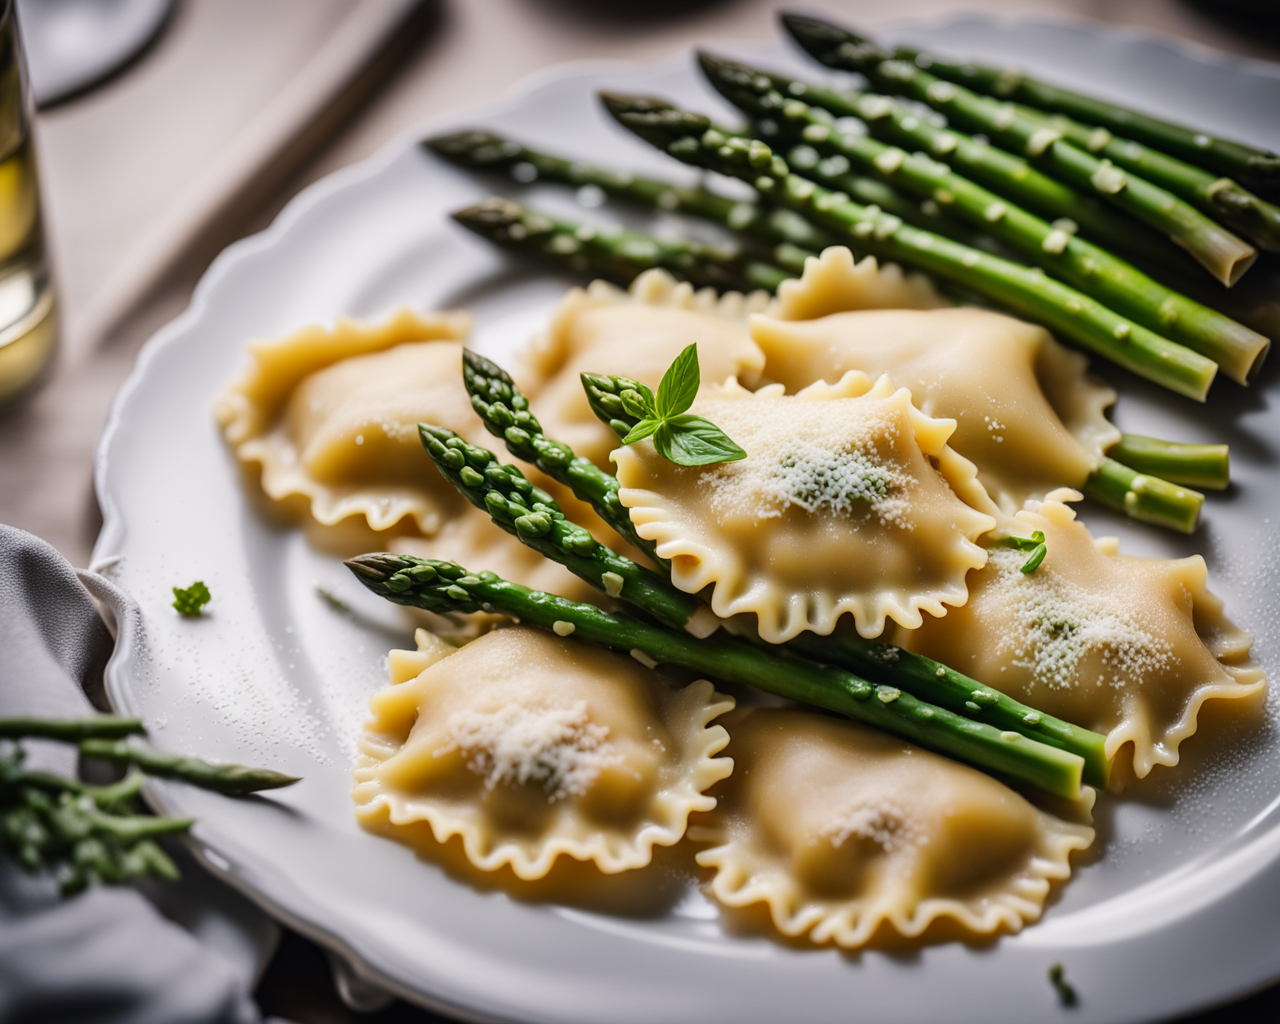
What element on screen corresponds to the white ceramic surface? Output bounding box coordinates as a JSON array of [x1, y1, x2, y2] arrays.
[[92, 19, 1280, 1024]]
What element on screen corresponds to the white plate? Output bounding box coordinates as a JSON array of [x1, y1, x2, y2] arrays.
[[92, 18, 1280, 1024]]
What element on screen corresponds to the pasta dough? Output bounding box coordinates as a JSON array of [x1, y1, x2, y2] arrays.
[[695, 708, 1094, 947], [755, 252, 1119, 514], [613, 373, 997, 642], [767, 245, 948, 321], [896, 492, 1267, 777], [214, 307, 479, 536], [526, 269, 768, 469], [353, 626, 734, 878]]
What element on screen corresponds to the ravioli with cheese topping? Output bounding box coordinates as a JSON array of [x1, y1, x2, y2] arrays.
[[896, 492, 1266, 777], [613, 373, 997, 642], [755, 249, 1120, 514], [353, 626, 734, 878], [695, 708, 1094, 947]]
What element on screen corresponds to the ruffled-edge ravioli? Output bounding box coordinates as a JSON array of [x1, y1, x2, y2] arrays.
[[614, 373, 998, 642], [896, 491, 1267, 777], [767, 245, 948, 321], [525, 268, 769, 469], [214, 307, 479, 536], [695, 708, 1094, 947], [757, 248, 1119, 515], [353, 626, 735, 879]]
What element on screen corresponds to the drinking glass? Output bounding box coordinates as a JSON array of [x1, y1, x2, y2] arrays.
[[0, 0, 54, 408]]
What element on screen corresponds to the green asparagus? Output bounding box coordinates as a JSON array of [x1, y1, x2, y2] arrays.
[[462, 348, 660, 561], [453, 196, 793, 293], [1109, 434, 1229, 491], [1011, 105, 1280, 254], [79, 739, 301, 797], [416, 416, 1109, 785], [700, 55, 1270, 385], [602, 93, 1218, 401], [0, 716, 145, 741], [346, 553, 1088, 798], [428, 129, 839, 256], [778, 12, 1280, 194], [780, 15, 1258, 287]]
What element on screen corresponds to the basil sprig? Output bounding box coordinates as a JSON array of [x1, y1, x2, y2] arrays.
[[618, 344, 746, 467]]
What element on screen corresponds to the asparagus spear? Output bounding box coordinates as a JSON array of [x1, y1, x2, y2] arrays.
[[346, 553, 1087, 798], [430, 128, 983, 255], [79, 739, 301, 797], [776, 13, 1280, 193], [0, 716, 145, 741], [1109, 435, 1229, 491], [602, 93, 1218, 401], [463, 348, 661, 561], [780, 15, 1258, 287], [417, 418, 1109, 783], [1011, 105, 1280, 254], [701, 55, 1270, 385], [428, 129, 840, 254], [453, 196, 793, 293]]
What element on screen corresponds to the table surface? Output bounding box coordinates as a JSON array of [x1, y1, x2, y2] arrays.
[[2, 1, 1277, 1021]]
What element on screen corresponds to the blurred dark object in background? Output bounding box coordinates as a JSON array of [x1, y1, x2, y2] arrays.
[[1182, 0, 1280, 41], [529, 0, 739, 26]]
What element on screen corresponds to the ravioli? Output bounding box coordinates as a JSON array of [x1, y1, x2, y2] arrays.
[[695, 708, 1094, 947], [526, 268, 768, 469], [896, 492, 1267, 777], [613, 373, 997, 642], [767, 244, 947, 321], [214, 307, 481, 537], [353, 626, 734, 879], [755, 251, 1119, 514]]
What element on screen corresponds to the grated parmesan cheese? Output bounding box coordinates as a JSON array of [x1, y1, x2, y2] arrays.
[[822, 801, 920, 853], [987, 548, 1173, 691], [437, 700, 617, 802]]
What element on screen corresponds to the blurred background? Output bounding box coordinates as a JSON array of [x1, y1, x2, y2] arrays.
[[0, 1, 1276, 1020]]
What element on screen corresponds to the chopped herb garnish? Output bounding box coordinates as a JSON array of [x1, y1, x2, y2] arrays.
[[995, 530, 1048, 574], [172, 581, 211, 617], [1048, 962, 1077, 1006], [613, 343, 747, 467]]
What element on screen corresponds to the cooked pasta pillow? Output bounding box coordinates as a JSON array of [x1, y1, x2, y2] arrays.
[[613, 373, 997, 642], [525, 268, 768, 469], [214, 307, 481, 537], [767, 245, 947, 320], [896, 492, 1267, 777], [751, 307, 1120, 515], [353, 626, 734, 879], [695, 708, 1094, 947]]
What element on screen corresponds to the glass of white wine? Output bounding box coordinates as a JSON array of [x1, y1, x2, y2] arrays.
[[0, 0, 54, 409]]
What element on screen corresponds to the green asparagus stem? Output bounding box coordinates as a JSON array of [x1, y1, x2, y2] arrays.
[[462, 348, 660, 561], [418, 423, 698, 623], [781, 15, 1258, 287], [787, 13, 1280, 193], [1081, 457, 1204, 533], [428, 129, 839, 258], [701, 55, 1270, 385], [79, 740, 301, 797], [603, 93, 1219, 401], [346, 554, 1087, 799], [1011, 106, 1280, 254], [453, 196, 792, 293], [0, 716, 145, 741], [417, 418, 1109, 784], [1108, 435, 1229, 491]]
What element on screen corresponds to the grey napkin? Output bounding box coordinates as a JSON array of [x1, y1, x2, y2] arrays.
[[0, 524, 270, 1024]]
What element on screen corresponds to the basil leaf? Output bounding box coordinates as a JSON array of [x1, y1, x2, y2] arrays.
[[622, 418, 662, 444], [655, 343, 701, 418], [653, 414, 747, 466]]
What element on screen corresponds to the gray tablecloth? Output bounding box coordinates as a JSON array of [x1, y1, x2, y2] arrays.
[[0, 523, 278, 1024]]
